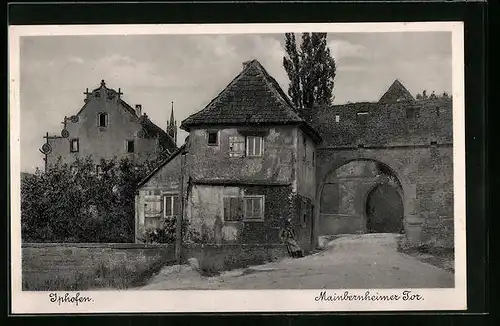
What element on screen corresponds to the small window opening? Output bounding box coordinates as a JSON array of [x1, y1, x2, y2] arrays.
[[208, 131, 218, 146], [126, 140, 135, 153], [98, 113, 108, 127]]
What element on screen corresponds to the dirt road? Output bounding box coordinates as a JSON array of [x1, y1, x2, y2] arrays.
[[140, 233, 454, 290]]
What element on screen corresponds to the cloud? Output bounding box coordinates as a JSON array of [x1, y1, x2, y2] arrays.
[[328, 39, 367, 59], [68, 56, 84, 64]]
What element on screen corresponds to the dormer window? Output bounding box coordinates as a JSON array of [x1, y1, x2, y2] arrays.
[[98, 113, 108, 127]]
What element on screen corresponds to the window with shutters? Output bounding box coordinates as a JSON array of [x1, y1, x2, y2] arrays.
[[229, 136, 245, 157], [144, 191, 162, 215], [246, 136, 263, 157], [243, 196, 264, 221], [164, 195, 180, 218], [223, 197, 242, 221]]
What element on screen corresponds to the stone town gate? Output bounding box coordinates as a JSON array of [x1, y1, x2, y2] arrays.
[[310, 98, 454, 249], [314, 144, 454, 248]]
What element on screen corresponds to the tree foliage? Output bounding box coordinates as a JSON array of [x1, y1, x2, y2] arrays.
[[21, 152, 171, 243], [283, 33, 337, 121]]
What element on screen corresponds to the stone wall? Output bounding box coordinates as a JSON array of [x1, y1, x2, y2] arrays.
[[315, 145, 454, 248], [22, 243, 176, 288], [182, 244, 288, 272], [22, 242, 289, 290]]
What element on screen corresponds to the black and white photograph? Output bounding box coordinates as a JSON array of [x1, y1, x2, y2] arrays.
[[9, 22, 466, 313]]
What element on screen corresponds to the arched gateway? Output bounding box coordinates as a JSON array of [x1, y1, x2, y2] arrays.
[[315, 150, 417, 239]]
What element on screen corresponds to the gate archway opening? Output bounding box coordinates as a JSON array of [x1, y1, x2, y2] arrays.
[[318, 159, 404, 236], [365, 183, 404, 233]]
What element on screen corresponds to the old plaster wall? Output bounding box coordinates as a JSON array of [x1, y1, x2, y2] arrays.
[[46, 90, 160, 168], [296, 129, 316, 201], [187, 126, 297, 184], [135, 153, 185, 242], [186, 184, 298, 246]]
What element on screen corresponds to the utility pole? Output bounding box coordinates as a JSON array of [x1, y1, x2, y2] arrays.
[[175, 148, 186, 265]]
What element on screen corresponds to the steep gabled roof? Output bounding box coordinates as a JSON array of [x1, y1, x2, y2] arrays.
[[180, 59, 321, 143], [73, 81, 177, 149], [378, 79, 415, 104], [138, 114, 177, 150]]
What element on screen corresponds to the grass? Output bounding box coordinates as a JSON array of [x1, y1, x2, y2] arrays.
[[22, 258, 174, 291], [397, 240, 455, 273]]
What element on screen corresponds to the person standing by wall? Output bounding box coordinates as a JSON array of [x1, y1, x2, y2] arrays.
[[279, 218, 304, 258]]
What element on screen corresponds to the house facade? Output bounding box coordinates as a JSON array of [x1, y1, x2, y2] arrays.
[[136, 60, 321, 252], [135, 60, 454, 251], [40, 80, 177, 170]]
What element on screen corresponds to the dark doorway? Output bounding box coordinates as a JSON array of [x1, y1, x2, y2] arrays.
[[366, 184, 404, 233]]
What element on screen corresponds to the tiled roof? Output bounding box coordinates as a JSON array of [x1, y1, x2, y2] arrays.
[[379, 79, 415, 104], [180, 60, 321, 142], [138, 114, 177, 150]]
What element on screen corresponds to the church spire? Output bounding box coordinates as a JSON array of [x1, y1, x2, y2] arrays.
[[166, 101, 177, 145]]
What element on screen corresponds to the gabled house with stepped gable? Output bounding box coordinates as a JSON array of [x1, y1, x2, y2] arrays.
[[40, 80, 178, 171]]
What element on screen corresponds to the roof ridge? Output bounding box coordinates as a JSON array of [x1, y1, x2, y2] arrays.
[[252, 61, 302, 121], [181, 64, 251, 127]]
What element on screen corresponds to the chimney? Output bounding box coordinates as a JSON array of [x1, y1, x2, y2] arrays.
[[135, 104, 142, 117]]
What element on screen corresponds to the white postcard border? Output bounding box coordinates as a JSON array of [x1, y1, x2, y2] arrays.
[[9, 22, 467, 314]]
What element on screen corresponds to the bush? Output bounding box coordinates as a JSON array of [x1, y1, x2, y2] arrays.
[[21, 153, 169, 243], [140, 218, 203, 244]]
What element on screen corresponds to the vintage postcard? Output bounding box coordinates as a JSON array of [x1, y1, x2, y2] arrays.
[[9, 22, 466, 313]]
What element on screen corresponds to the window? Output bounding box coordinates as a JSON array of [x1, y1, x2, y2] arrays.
[[145, 191, 162, 215], [70, 138, 79, 152], [126, 140, 135, 153], [207, 131, 218, 146], [229, 136, 245, 157], [244, 196, 264, 220], [223, 197, 242, 221], [98, 112, 108, 127], [246, 136, 263, 157], [356, 112, 368, 124], [406, 107, 420, 119], [303, 136, 307, 160], [335, 114, 340, 123], [164, 195, 180, 218], [300, 200, 307, 225]]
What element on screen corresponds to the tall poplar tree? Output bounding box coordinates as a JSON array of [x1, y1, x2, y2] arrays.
[[283, 33, 336, 121]]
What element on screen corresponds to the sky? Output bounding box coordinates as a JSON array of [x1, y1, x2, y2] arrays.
[[19, 32, 452, 173]]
